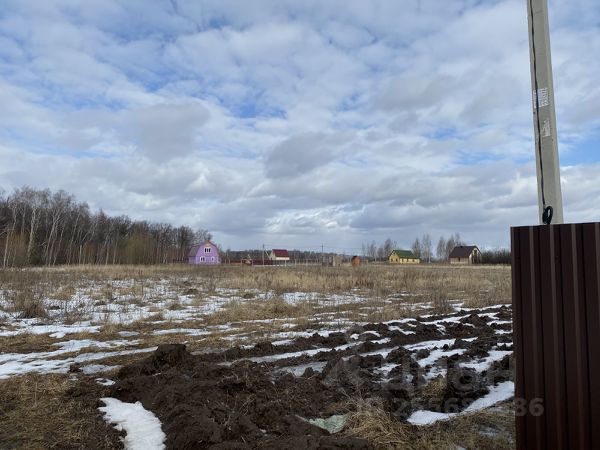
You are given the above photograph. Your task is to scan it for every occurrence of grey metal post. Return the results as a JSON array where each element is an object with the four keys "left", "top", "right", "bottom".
[{"left": 527, "top": 0, "right": 564, "bottom": 224}]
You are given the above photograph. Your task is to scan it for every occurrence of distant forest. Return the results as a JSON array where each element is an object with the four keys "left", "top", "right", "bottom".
[{"left": 0, "top": 187, "right": 209, "bottom": 267}]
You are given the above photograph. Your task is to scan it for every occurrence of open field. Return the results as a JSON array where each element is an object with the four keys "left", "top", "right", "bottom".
[{"left": 0, "top": 264, "right": 513, "bottom": 449}]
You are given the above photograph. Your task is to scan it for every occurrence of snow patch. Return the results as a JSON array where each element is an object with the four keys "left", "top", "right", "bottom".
[
  {"left": 460, "top": 350, "right": 513, "bottom": 371},
  {"left": 96, "top": 378, "right": 115, "bottom": 386},
  {"left": 407, "top": 381, "right": 514, "bottom": 425},
  {"left": 405, "top": 339, "right": 457, "bottom": 351},
  {"left": 417, "top": 348, "right": 466, "bottom": 367},
  {"left": 99, "top": 398, "right": 166, "bottom": 450},
  {"left": 152, "top": 328, "right": 211, "bottom": 336},
  {"left": 388, "top": 326, "right": 416, "bottom": 335},
  {"left": 0, "top": 346, "right": 155, "bottom": 379}
]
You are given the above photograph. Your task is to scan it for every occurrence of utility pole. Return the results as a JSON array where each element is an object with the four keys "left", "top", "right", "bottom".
[
  {"left": 262, "top": 244, "right": 265, "bottom": 266},
  {"left": 321, "top": 244, "right": 324, "bottom": 266},
  {"left": 527, "top": 0, "right": 564, "bottom": 224},
  {"left": 512, "top": 2, "right": 600, "bottom": 447}
]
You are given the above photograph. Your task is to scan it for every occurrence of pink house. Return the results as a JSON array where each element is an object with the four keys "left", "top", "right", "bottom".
[{"left": 188, "top": 241, "right": 221, "bottom": 265}]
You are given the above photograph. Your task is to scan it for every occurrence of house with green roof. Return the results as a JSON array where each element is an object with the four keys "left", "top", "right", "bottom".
[{"left": 388, "top": 249, "right": 420, "bottom": 264}]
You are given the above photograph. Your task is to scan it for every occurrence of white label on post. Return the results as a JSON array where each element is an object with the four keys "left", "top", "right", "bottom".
[
  {"left": 533, "top": 87, "right": 549, "bottom": 108},
  {"left": 541, "top": 118, "right": 551, "bottom": 137}
]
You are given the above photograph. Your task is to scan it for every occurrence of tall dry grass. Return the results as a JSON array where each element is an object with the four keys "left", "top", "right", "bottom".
[
  {"left": 344, "top": 396, "right": 514, "bottom": 449},
  {"left": 0, "top": 374, "right": 121, "bottom": 449},
  {"left": 0, "top": 264, "right": 511, "bottom": 323}
]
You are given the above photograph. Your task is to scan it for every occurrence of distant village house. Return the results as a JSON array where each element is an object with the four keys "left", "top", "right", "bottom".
[
  {"left": 188, "top": 241, "right": 221, "bottom": 265},
  {"left": 388, "top": 249, "right": 420, "bottom": 264},
  {"left": 449, "top": 245, "right": 481, "bottom": 265},
  {"left": 269, "top": 249, "right": 290, "bottom": 265}
]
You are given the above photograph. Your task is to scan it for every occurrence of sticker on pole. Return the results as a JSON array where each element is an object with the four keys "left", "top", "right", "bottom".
[
  {"left": 533, "top": 87, "right": 549, "bottom": 108},
  {"left": 541, "top": 118, "right": 551, "bottom": 137}
]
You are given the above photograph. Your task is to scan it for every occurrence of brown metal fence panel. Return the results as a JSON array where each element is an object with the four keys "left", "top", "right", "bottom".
[{"left": 512, "top": 223, "right": 600, "bottom": 449}]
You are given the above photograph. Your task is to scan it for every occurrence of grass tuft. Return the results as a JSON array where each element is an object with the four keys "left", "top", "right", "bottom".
[
  {"left": 343, "top": 397, "right": 514, "bottom": 450},
  {"left": 0, "top": 374, "right": 121, "bottom": 449}
]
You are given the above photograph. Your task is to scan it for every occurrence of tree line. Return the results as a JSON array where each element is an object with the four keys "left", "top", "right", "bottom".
[
  {"left": 361, "top": 233, "right": 463, "bottom": 262},
  {"left": 0, "top": 187, "right": 211, "bottom": 267},
  {"left": 362, "top": 233, "right": 511, "bottom": 264}
]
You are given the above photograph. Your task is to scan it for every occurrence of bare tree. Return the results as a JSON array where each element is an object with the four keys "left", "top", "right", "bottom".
[
  {"left": 421, "top": 234, "right": 432, "bottom": 263},
  {"left": 411, "top": 237, "right": 421, "bottom": 259},
  {"left": 383, "top": 238, "right": 396, "bottom": 259},
  {"left": 436, "top": 236, "right": 446, "bottom": 261},
  {"left": 444, "top": 232, "right": 463, "bottom": 260},
  {"left": 368, "top": 240, "right": 377, "bottom": 260},
  {"left": 194, "top": 229, "right": 213, "bottom": 243},
  {"left": 43, "top": 190, "right": 73, "bottom": 265},
  {"left": 445, "top": 235, "right": 456, "bottom": 260},
  {"left": 376, "top": 245, "right": 386, "bottom": 261},
  {"left": 19, "top": 187, "right": 50, "bottom": 264}
]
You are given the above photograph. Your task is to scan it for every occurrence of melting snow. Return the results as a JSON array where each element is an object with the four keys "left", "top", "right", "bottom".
[
  {"left": 0, "top": 344, "right": 155, "bottom": 379},
  {"left": 269, "top": 329, "right": 339, "bottom": 340},
  {"left": 99, "top": 398, "right": 166, "bottom": 450},
  {"left": 388, "top": 326, "right": 416, "bottom": 335},
  {"left": 276, "top": 361, "right": 328, "bottom": 376},
  {"left": 0, "top": 322, "right": 101, "bottom": 338},
  {"left": 405, "top": 339, "right": 457, "bottom": 351},
  {"left": 407, "top": 381, "right": 514, "bottom": 425},
  {"left": 460, "top": 350, "right": 513, "bottom": 371},
  {"left": 233, "top": 342, "right": 360, "bottom": 364},
  {"left": 83, "top": 364, "right": 120, "bottom": 374},
  {"left": 417, "top": 348, "right": 466, "bottom": 367},
  {"left": 119, "top": 331, "right": 140, "bottom": 337},
  {"left": 151, "top": 328, "right": 211, "bottom": 336}
]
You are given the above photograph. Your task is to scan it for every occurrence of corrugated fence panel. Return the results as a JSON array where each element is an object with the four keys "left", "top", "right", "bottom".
[{"left": 512, "top": 223, "right": 600, "bottom": 449}]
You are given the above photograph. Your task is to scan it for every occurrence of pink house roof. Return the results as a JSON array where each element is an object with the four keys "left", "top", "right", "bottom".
[
  {"left": 188, "top": 244, "right": 201, "bottom": 258},
  {"left": 188, "top": 241, "right": 219, "bottom": 257},
  {"left": 272, "top": 249, "right": 289, "bottom": 258}
]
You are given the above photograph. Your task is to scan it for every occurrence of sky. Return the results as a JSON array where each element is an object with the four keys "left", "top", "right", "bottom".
[{"left": 1, "top": 0, "right": 600, "bottom": 252}]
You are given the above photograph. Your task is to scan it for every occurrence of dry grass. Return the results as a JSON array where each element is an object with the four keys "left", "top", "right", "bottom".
[
  {"left": 344, "top": 397, "right": 514, "bottom": 449},
  {"left": 0, "top": 264, "right": 513, "bottom": 449},
  {"left": 0, "top": 332, "right": 61, "bottom": 354},
  {"left": 1, "top": 263, "right": 510, "bottom": 302},
  {"left": 8, "top": 285, "right": 49, "bottom": 319},
  {"left": 421, "top": 376, "right": 447, "bottom": 410},
  {"left": 0, "top": 264, "right": 511, "bottom": 329},
  {"left": 203, "top": 296, "right": 313, "bottom": 325},
  {"left": 51, "top": 284, "right": 76, "bottom": 301},
  {"left": 0, "top": 373, "right": 121, "bottom": 449}
]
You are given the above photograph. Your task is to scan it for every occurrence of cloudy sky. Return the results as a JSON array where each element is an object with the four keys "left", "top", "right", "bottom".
[{"left": 1, "top": 0, "right": 599, "bottom": 252}]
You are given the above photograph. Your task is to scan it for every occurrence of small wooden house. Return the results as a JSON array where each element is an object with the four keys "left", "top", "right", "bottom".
[
  {"left": 269, "top": 249, "right": 290, "bottom": 265},
  {"left": 449, "top": 245, "right": 481, "bottom": 265},
  {"left": 389, "top": 249, "right": 420, "bottom": 264},
  {"left": 188, "top": 241, "right": 221, "bottom": 265}
]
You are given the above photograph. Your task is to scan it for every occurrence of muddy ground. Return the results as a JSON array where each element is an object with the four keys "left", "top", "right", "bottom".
[{"left": 105, "top": 305, "right": 513, "bottom": 449}]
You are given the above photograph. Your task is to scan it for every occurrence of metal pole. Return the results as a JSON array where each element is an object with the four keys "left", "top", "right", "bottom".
[{"left": 527, "top": 0, "right": 564, "bottom": 224}]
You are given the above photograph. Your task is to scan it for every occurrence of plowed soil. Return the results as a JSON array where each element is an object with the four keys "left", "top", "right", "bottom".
[{"left": 107, "top": 305, "right": 513, "bottom": 449}]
